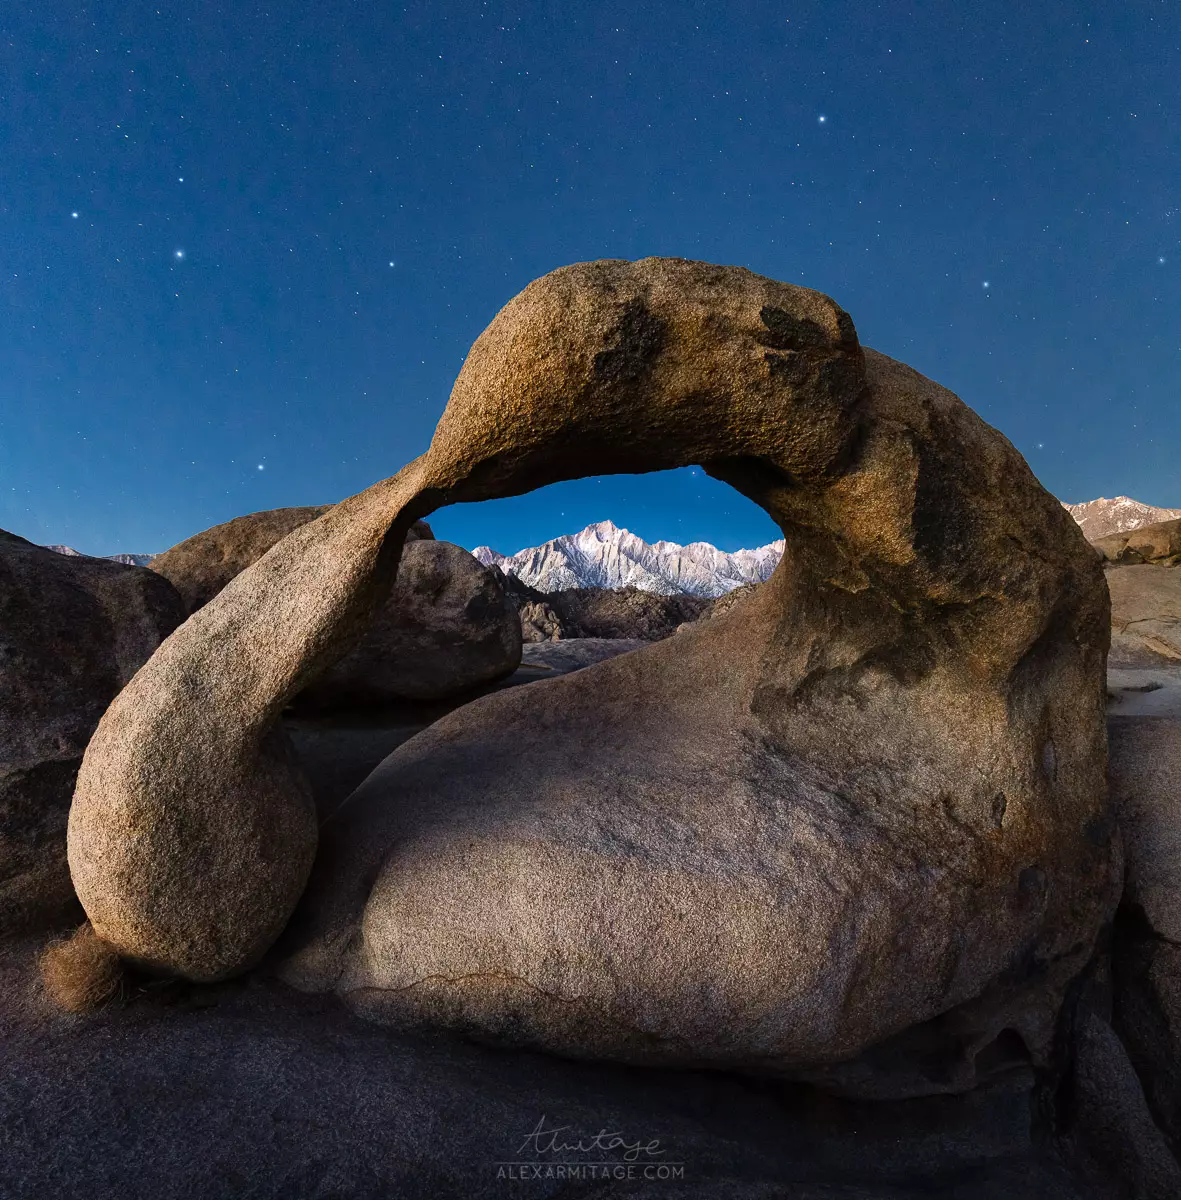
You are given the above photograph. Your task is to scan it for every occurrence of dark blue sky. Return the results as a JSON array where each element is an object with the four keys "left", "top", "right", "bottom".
[{"left": 2, "top": 2, "right": 1177, "bottom": 556}]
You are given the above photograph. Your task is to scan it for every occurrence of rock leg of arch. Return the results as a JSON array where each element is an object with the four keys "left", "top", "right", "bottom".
[{"left": 68, "top": 259, "right": 1116, "bottom": 1095}]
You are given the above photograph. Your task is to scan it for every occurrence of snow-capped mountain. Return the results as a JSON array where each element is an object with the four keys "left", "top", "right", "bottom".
[
  {"left": 45, "top": 545, "right": 156, "bottom": 567},
  {"left": 1061, "top": 497, "right": 1181, "bottom": 542},
  {"left": 473, "top": 520, "right": 784, "bottom": 598},
  {"left": 476, "top": 498, "right": 1181, "bottom": 598}
]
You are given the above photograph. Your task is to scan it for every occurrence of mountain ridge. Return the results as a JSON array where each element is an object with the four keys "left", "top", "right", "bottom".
[{"left": 477, "top": 497, "right": 1181, "bottom": 597}]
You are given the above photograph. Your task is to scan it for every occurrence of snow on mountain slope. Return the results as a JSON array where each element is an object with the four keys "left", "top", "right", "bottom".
[
  {"left": 45, "top": 545, "right": 156, "bottom": 567},
  {"left": 473, "top": 520, "right": 784, "bottom": 598},
  {"left": 476, "top": 498, "right": 1181, "bottom": 597},
  {"left": 1061, "top": 497, "right": 1181, "bottom": 541}
]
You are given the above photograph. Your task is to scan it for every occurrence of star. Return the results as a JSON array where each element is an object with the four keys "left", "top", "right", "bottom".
[
  {"left": 175, "top": 249, "right": 185, "bottom": 259},
  {"left": 817, "top": 114, "right": 827, "bottom": 124},
  {"left": 1159, "top": 257, "right": 1167, "bottom": 265},
  {"left": 256, "top": 464, "right": 265, "bottom": 471},
  {"left": 982, "top": 281, "right": 990, "bottom": 289},
  {"left": 71, "top": 211, "right": 79, "bottom": 218},
  {"left": 388, "top": 260, "right": 395, "bottom": 267}
]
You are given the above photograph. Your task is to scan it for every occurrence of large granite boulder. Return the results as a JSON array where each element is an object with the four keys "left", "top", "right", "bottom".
[
  {"left": 1109, "top": 712, "right": 1181, "bottom": 1152},
  {"left": 297, "top": 539, "right": 521, "bottom": 708},
  {"left": 152, "top": 507, "right": 517, "bottom": 707},
  {"left": 149, "top": 505, "right": 434, "bottom": 616},
  {"left": 1094, "top": 518, "right": 1181, "bottom": 566},
  {"left": 1107, "top": 565, "right": 1181, "bottom": 666},
  {"left": 67, "top": 259, "right": 1114, "bottom": 1101},
  {"left": 0, "top": 531, "right": 184, "bottom": 937},
  {"left": 545, "top": 584, "right": 710, "bottom": 640}
]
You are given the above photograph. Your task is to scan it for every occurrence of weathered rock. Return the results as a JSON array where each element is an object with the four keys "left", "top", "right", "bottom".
[
  {"left": 1109, "top": 715, "right": 1181, "bottom": 1152},
  {"left": 297, "top": 539, "right": 521, "bottom": 708},
  {"left": 0, "top": 531, "right": 184, "bottom": 937},
  {"left": 1061, "top": 1004, "right": 1181, "bottom": 1199},
  {"left": 151, "top": 507, "right": 513, "bottom": 709},
  {"left": 1107, "top": 565, "right": 1181, "bottom": 666},
  {"left": 69, "top": 259, "right": 1115, "bottom": 1097},
  {"left": 1094, "top": 518, "right": 1181, "bottom": 566},
  {"left": 517, "top": 597, "right": 566, "bottom": 641},
  {"left": 520, "top": 636, "right": 649, "bottom": 673},
  {"left": 149, "top": 505, "right": 435, "bottom": 615},
  {"left": 543, "top": 584, "right": 711, "bottom": 640},
  {"left": 0, "top": 935, "right": 1097, "bottom": 1200}
]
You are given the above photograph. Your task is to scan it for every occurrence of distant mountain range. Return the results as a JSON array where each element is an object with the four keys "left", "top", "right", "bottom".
[
  {"left": 45, "top": 545, "right": 156, "bottom": 568},
  {"left": 476, "top": 497, "right": 1181, "bottom": 597},
  {"left": 42, "top": 495, "right": 1180, "bottom": 597},
  {"left": 1060, "top": 497, "right": 1181, "bottom": 541},
  {"left": 474, "top": 520, "right": 784, "bottom": 598}
]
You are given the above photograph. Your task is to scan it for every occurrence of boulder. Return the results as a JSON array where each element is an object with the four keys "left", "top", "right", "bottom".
[
  {"left": 517, "top": 598, "right": 565, "bottom": 641},
  {"left": 520, "top": 636, "right": 649, "bottom": 673},
  {"left": 1109, "top": 714, "right": 1181, "bottom": 1151},
  {"left": 297, "top": 539, "right": 521, "bottom": 708},
  {"left": 152, "top": 507, "right": 516, "bottom": 708},
  {"left": 150, "top": 505, "right": 435, "bottom": 616},
  {"left": 68, "top": 259, "right": 1115, "bottom": 1098},
  {"left": 1094, "top": 518, "right": 1181, "bottom": 566},
  {"left": 0, "top": 531, "right": 184, "bottom": 937},
  {"left": 543, "top": 584, "right": 711, "bottom": 640},
  {"left": 1107, "top": 565, "right": 1181, "bottom": 666}
]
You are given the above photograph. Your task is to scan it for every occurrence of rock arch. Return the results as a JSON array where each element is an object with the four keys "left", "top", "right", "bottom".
[{"left": 67, "top": 258, "right": 1115, "bottom": 1095}]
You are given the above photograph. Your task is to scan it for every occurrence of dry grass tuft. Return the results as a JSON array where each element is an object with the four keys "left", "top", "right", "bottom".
[{"left": 39, "top": 923, "right": 125, "bottom": 1013}]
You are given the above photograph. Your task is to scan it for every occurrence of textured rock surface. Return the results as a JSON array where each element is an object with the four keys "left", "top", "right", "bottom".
[
  {"left": 517, "top": 597, "right": 566, "bottom": 641},
  {"left": 0, "top": 939, "right": 1098, "bottom": 1200},
  {"left": 1109, "top": 715, "right": 1181, "bottom": 1152},
  {"left": 541, "top": 584, "right": 711, "bottom": 640},
  {"left": 520, "top": 636, "right": 649, "bottom": 673},
  {"left": 0, "top": 531, "right": 184, "bottom": 937},
  {"left": 297, "top": 539, "right": 521, "bottom": 708},
  {"left": 1095, "top": 518, "right": 1181, "bottom": 567},
  {"left": 69, "top": 258, "right": 1115, "bottom": 1094},
  {"left": 149, "top": 506, "right": 434, "bottom": 615},
  {"left": 1107, "top": 565, "right": 1181, "bottom": 666}
]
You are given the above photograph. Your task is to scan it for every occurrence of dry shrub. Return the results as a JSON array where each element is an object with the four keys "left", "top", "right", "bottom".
[{"left": 39, "top": 923, "right": 124, "bottom": 1013}]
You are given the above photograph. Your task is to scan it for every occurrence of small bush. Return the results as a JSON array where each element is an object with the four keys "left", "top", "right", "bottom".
[{"left": 39, "top": 923, "right": 124, "bottom": 1013}]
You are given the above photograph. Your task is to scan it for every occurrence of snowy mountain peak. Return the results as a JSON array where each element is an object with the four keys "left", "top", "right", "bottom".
[
  {"left": 45, "top": 545, "right": 156, "bottom": 567},
  {"left": 1062, "top": 497, "right": 1181, "bottom": 541},
  {"left": 473, "top": 522, "right": 785, "bottom": 598}
]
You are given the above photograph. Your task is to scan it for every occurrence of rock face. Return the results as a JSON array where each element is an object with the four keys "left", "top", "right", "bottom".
[
  {"left": 150, "top": 507, "right": 516, "bottom": 709},
  {"left": 1095, "top": 518, "right": 1181, "bottom": 566},
  {"left": 297, "top": 539, "right": 521, "bottom": 708},
  {"left": 1109, "top": 715, "right": 1181, "bottom": 1154},
  {"left": 149, "top": 505, "right": 435, "bottom": 616},
  {"left": 475, "top": 519, "right": 784, "bottom": 597},
  {"left": 545, "top": 585, "right": 711, "bottom": 639},
  {"left": 68, "top": 258, "right": 1114, "bottom": 1097},
  {"left": 1064, "top": 497, "right": 1181, "bottom": 542},
  {"left": 1, "top": 531, "right": 184, "bottom": 936},
  {"left": 1107, "top": 565, "right": 1181, "bottom": 666}
]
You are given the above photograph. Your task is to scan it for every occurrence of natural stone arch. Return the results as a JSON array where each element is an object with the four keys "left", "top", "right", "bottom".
[{"left": 67, "top": 258, "right": 1115, "bottom": 1094}]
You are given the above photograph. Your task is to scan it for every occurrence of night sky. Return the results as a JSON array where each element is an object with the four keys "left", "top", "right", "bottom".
[{"left": 2, "top": 2, "right": 1177, "bottom": 557}]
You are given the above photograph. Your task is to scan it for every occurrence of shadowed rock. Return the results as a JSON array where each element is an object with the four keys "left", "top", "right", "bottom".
[
  {"left": 296, "top": 539, "right": 521, "bottom": 708},
  {"left": 152, "top": 508, "right": 516, "bottom": 708},
  {"left": 1094, "top": 518, "right": 1181, "bottom": 567},
  {"left": 1107, "top": 565, "right": 1181, "bottom": 666},
  {"left": 67, "top": 258, "right": 1115, "bottom": 1097},
  {"left": 1, "top": 531, "right": 184, "bottom": 937},
  {"left": 149, "top": 505, "right": 435, "bottom": 616}
]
